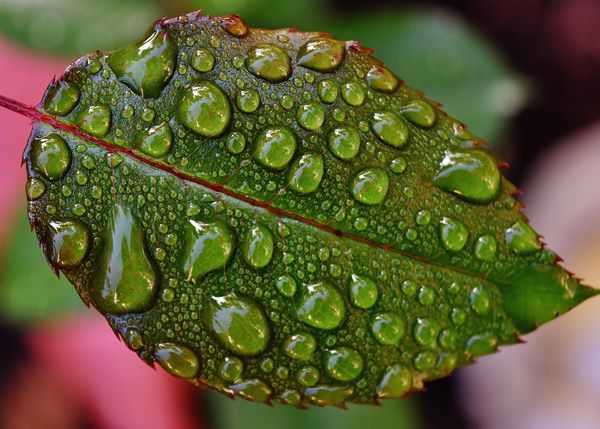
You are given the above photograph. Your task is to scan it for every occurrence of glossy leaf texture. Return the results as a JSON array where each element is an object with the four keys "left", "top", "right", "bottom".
[{"left": 18, "top": 10, "right": 597, "bottom": 407}]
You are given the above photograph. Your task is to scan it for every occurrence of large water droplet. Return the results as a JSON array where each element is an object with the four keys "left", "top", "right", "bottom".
[
  {"left": 137, "top": 122, "right": 172, "bottom": 157},
  {"left": 44, "top": 80, "right": 80, "bottom": 116},
  {"left": 341, "top": 82, "right": 365, "bottom": 106},
  {"left": 182, "top": 219, "right": 235, "bottom": 282},
  {"left": 245, "top": 44, "right": 291, "bottom": 83},
  {"left": 46, "top": 220, "right": 90, "bottom": 268},
  {"left": 350, "top": 168, "right": 389, "bottom": 205},
  {"left": 504, "top": 220, "right": 541, "bottom": 254},
  {"left": 366, "top": 65, "right": 399, "bottom": 93},
  {"left": 439, "top": 217, "right": 468, "bottom": 251},
  {"left": 304, "top": 386, "right": 353, "bottom": 407},
  {"left": 324, "top": 347, "right": 363, "bottom": 381},
  {"left": 107, "top": 26, "right": 176, "bottom": 98},
  {"left": 253, "top": 127, "right": 297, "bottom": 170},
  {"left": 154, "top": 342, "right": 199, "bottom": 379},
  {"left": 78, "top": 105, "right": 111, "bottom": 137},
  {"left": 30, "top": 134, "right": 71, "bottom": 181},
  {"left": 297, "top": 38, "right": 345, "bottom": 72},
  {"left": 229, "top": 379, "right": 272, "bottom": 402},
  {"left": 434, "top": 149, "right": 500, "bottom": 204},
  {"left": 328, "top": 127, "right": 360, "bottom": 161},
  {"left": 90, "top": 205, "right": 157, "bottom": 315},
  {"left": 242, "top": 223, "right": 274, "bottom": 269},
  {"left": 371, "top": 111, "right": 409, "bottom": 149},
  {"left": 371, "top": 312, "right": 404, "bottom": 346},
  {"left": 178, "top": 82, "right": 231, "bottom": 137},
  {"left": 402, "top": 100, "right": 437, "bottom": 128},
  {"left": 283, "top": 332, "right": 316, "bottom": 360},
  {"left": 474, "top": 234, "right": 497, "bottom": 261},
  {"left": 376, "top": 364, "right": 412, "bottom": 399},
  {"left": 296, "top": 103, "right": 325, "bottom": 131},
  {"left": 287, "top": 152, "right": 324, "bottom": 194},
  {"left": 204, "top": 292, "right": 270, "bottom": 356},
  {"left": 236, "top": 89, "right": 261, "bottom": 113},
  {"left": 294, "top": 281, "right": 345, "bottom": 330},
  {"left": 348, "top": 274, "right": 378, "bottom": 309}
]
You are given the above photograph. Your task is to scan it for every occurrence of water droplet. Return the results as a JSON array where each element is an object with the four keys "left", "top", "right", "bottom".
[
  {"left": 350, "top": 168, "right": 389, "bottom": 205},
  {"left": 371, "top": 312, "right": 404, "bottom": 345},
  {"left": 402, "top": 100, "right": 437, "bottom": 128},
  {"left": 439, "top": 329, "right": 458, "bottom": 350},
  {"left": 470, "top": 286, "right": 491, "bottom": 315},
  {"left": 44, "top": 80, "right": 79, "bottom": 116},
  {"left": 245, "top": 44, "right": 291, "bottom": 83},
  {"left": 414, "top": 318, "right": 440, "bottom": 348},
  {"left": 328, "top": 127, "right": 360, "bottom": 161},
  {"left": 318, "top": 80, "right": 338, "bottom": 103},
  {"left": 124, "top": 328, "right": 144, "bottom": 351},
  {"left": 178, "top": 82, "right": 231, "bottom": 137},
  {"left": 225, "top": 131, "right": 246, "bottom": 154},
  {"left": 236, "top": 89, "right": 261, "bottom": 113},
  {"left": 504, "top": 220, "right": 541, "bottom": 254},
  {"left": 278, "top": 390, "right": 301, "bottom": 406},
  {"left": 182, "top": 219, "right": 235, "bottom": 282},
  {"left": 154, "top": 342, "right": 199, "bottom": 379},
  {"left": 87, "top": 58, "right": 102, "bottom": 74},
  {"left": 141, "top": 108, "right": 155, "bottom": 122},
  {"left": 283, "top": 332, "right": 316, "bottom": 360},
  {"left": 376, "top": 364, "right": 412, "bottom": 399},
  {"left": 26, "top": 178, "right": 46, "bottom": 200},
  {"left": 416, "top": 210, "right": 432, "bottom": 226},
  {"left": 223, "top": 15, "right": 249, "bottom": 38},
  {"left": 474, "top": 234, "right": 497, "bottom": 261},
  {"left": 204, "top": 292, "right": 270, "bottom": 356},
  {"left": 341, "top": 82, "right": 365, "bottom": 106},
  {"left": 287, "top": 152, "right": 324, "bottom": 194},
  {"left": 46, "top": 220, "right": 90, "bottom": 268},
  {"left": 253, "top": 127, "right": 297, "bottom": 170},
  {"left": 348, "top": 274, "right": 378, "bottom": 309},
  {"left": 434, "top": 149, "right": 500, "bottom": 204},
  {"left": 230, "top": 379, "right": 272, "bottom": 402},
  {"left": 294, "top": 281, "right": 345, "bottom": 330},
  {"left": 366, "top": 65, "right": 399, "bottom": 93},
  {"left": 30, "top": 134, "right": 71, "bottom": 181},
  {"left": 78, "top": 105, "right": 111, "bottom": 137},
  {"left": 137, "top": 122, "right": 172, "bottom": 157},
  {"left": 191, "top": 48, "right": 215, "bottom": 72},
  {"left": 107, "top": 26, "right": 176, "bottom": 98},
  {"left": 304, "top": 386, "right": 353, "bottom": 407},
  {"left": 297, "top": 366, "right": 320, "bottom": 387},
  {"left": 242, "top": 223, "right": 274, "bottom": 269},
  {"left": 371, "top": 112, "right": 409, "bottom": 149},
  {"left": 436, "top": 351, "right": 458, "bottom": 375},
  {"left": 296, "top": 103, "right": 325, "bottom": 131},
  {"left": 418, "top": 285, "right": 435, "bottom": 305},
  {"left": 276, "top": 274, "right": 297, "bottom": 297},
  {"left": 220, "top": 356, "right": 243, "bottom": 382},
  {"left": 390, "top": 157, "right": 407, "bottom": 174},
  {"left": 414, "top": 351, "right": 436, "bottom": 371},
  {"left": 439, "top": 217, "right": 468, "bottom": 251},
  {"left": 324, "top": 347, "right": 363, "bottom": 381},
  {"left": 297, "top": 38, "right": 345, "bottom": 72},
  {"left": 90, "top": 205, "right": 157, "bottom": 315},
  {"left": 466, "top": 332, "right": 497, "bottom": 356}
]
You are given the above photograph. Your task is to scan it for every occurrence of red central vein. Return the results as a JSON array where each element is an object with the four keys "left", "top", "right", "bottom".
[{"left": 1, "top": 94, "right": 480, "bottom": 279}]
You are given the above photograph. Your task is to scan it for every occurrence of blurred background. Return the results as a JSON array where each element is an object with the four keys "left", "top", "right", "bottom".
[{"left": 1, "top": 0, "right": 600, "bottom": 428}]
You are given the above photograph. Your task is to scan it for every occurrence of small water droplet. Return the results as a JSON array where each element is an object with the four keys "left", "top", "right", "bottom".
[
  {"left": 183, "top": 219, "right": 235, "bottom": 282},
  {"left": 294, "top": 281, "right": 345, "bottom": 330},
  {"left": 141, "top": 107, "right": 155, "bottom": 122},
  {"left": 124, "top": 328, "right": 144, "bottom": 351},
  {"left": 504, "top": 220, "right": 541, "bottom": 254},
  {"left": 178, "top": 82, "right": 231, "bottom": 137},
  {"left": 297, "top": 38, "right": 345, "bottom": 72},
  {"left": 283, "top": 332, "right": 316, "bottom": 360},
  {"left": 434, "top": 149, "right": 500, "bottom": 204},
  {"left": 223, "top": 15, "right": 249, "bottom": 38},
  {"left": 44, "top": 80, "right": 80, "bottom": 116},
  {"left": 297, "top": 366, "right": 320, "bottom": 387},
  {"left": 328, "top": 127, "right": 360, "bottom": 161},
  {"left": 341, "top": 82, "right": 365, "bottom": 106},
  {"left": 253, "top": 127, "right": 297, "bottom": 170},
  {"left": 242, "top": 223, "right": 274, "bottom": 269},
  {"left": 287, "top": 152, "right": 324, "bottom": 194},
  {"left": 191, "top": 48, "right": 215, "bottom": 72},
  {"left": 439, "top": 217, "right": 468, "bottom": 251},
  {"left": 376, "top": 364, "right": 412, "bottom": 399},
  {"left": 324, "top": 347, "right": 363, "bottom": 381},
  {"left": 474, "top": 234, "right": 497, "bottom": 261},
  {"left": 414, "top": 318, "right": 440, "bottom": 347},
  {"left": 304, "top": 386, "right": 353, "bottom": 407},
  {"left": 219, "top": 356, "right": 243, "bottom": 382},
  {"left": 366, "top": 65, "right": 399, "bottom": 93},
  {"left": 137, "top": 122, "right": 172, "bottom": 157},
  {"left": 415, "top": 210, "right": 431, "bottom": 226},
  {"left": 225, "top": 131, "right": 246, "bottom": 154},
  {"left": 371, "top": 112, "right": 409, "bottom": 149},
  {"left": 371, "top": 312, "right": 404, "bottom": 345},
  {"left": 107, "top": 26, "right": 176, "bottom": 98},
  {"left": 78, "top": 105, "right": 111, "bottom": 137},
  {"left": 30, "top": 134, "right": 71, "bottom": 181},
  {"left": 204, "top": 292, "right": 270, "bottom": 356},
  {"left": 278, "top": 390, "right": 301, "bottom": 406},
  {"left": 402, "top": 100, "right": 437, "bottom": 128},
  {"left": 389, "top": 157, "right": 407, "bottom": 174},
  {"left": 154, "top": 342, "right": 199, "bottom": 379},
  {"left": 46, "top": 220, "right": 90, "bottom": 268},
  {"left": 466, "top": 332, "right": 497, "bottom": 356},
  {"left": 350, "top": 168, "right": 389, "bottom": 205},
  {"left": 26, "top": 178, "right": 46, "bottom": 200},
  {"left": 348, "top": 274, "right": 378, "bottom": 309},
  {"left": 276, "top": 274, "right": 297, "bottom": 297},
  {"left": 318, "top": 80, "right": 338, "bottom": 103},
  {"left": 245, "top": 44, "right": 291, "bottom": 83},
  {"left": 296, "top": 103, "right": 325, "bottom": 131},
  {"left": 236, "top": 89, "right": 261, "bottom": 113}
]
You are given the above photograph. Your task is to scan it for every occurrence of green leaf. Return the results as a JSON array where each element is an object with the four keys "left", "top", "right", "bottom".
[{"left": 5, "top": 10, "right": 596, "bottom": 407}]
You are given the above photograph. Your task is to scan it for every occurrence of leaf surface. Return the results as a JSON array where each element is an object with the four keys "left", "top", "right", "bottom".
[{"left": 7, "top": 10, "right": 597, "bottom": 407}]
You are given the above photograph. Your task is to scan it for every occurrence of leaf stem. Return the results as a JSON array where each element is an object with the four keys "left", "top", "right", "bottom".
[{"left": 0, "top": 94, "right": 43, "bottom": 122}]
